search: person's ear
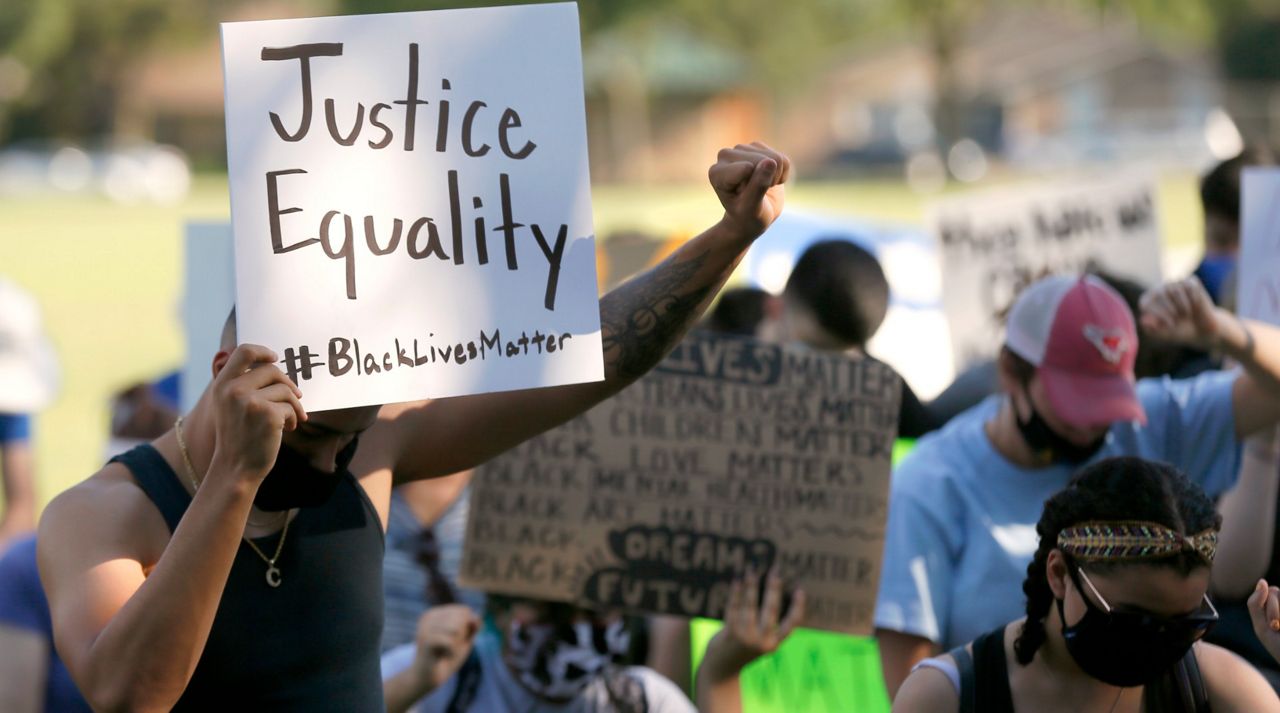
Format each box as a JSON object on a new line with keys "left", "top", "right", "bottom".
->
{"left": 211, "top": 350, "right": 233, "bottom": 380}
{"left": 1046, "top": 549, "right": 1070, "bottom": 600}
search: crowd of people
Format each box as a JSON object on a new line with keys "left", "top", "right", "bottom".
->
{"left": 1, "top": 139, "right": 1280, "bottom": 712}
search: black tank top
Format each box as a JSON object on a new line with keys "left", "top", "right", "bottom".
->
{"left": 112, "top": 444, "right": 386, "bottom": 711}
{"left": 950, "top": 627, "right": 1210, "bottom": 713}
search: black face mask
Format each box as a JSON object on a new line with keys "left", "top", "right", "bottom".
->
{"left": 1058, "top": 567, "right": 1218, "bottom": 688}
{"left": 1015, "top": 401, "right": 1107, "bottom": 466}
{"left": 254, "top": 436, "right": 360, "bottom": 511}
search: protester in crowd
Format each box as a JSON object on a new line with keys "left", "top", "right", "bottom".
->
{"left": 36, "top": 143, "right": 793, "bottom": 711}
{"left": 104, "top": 372, "right": 181, "bottom": 460}
{"left": 1195, "top": 145, "right": 1276, "bottom": 306}
{"left": 926, "top": 269, "right": 1210, "bottom": 426}
{"left": 383, "top": 473, "right": 485, "bottom": 653}
{"left": 1208, "top": 425, "right": 1280, "bottom": 690}
{"left": 893, "top": 456, "right": 1280, "bottom": 712}
{"left": 382, "top": 572, "right": 803, "bottom": 713}
{"left": 0, "top": 278, "right": 57, "bottom": 549}
{"left": 0, "top": 413, "right": 36, "bottom": 550}
{"left": 0, "top": 534, "right": 92, "bottom": 713}
{"left": 875, "top": 273, "right": 1280, "bottom": 695}
{"left": 703, "top": 286, "right": 771, "bottom": 337}
{"left": 756, "top": 238, "right": 937, "bottom": 437}
{"left": 927, "top": 143, "right": 1277, "bottom": 429}
{"left": 1248, "top": 577, "right": 1280, "bottom": 669}
{"left": 694, "top": 572, "right": 807, "bottom": 713}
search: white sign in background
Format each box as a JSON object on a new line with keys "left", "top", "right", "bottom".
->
{"left": 928, "top": 179, "right": 1163, "bottom": 371}
{"left": 1238, "top": 168, "right": 1280, "bottom": 325}
{"left": 221, "top": 4, "right": 602, "bottom": 412}
{"left": 182, "top": 223, "right": 236, "bottom": 413}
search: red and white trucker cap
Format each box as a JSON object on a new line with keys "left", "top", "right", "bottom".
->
{"left": 1005, "top": 275, "right": 1146, "bottom": 428}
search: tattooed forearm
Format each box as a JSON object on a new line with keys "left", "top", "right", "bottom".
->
{"left": 599, "top": 249, "right": 717, "bottom": 382}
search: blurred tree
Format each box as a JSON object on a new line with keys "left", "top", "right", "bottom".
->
{"left": 0, "top": 0, "right": 246, "bottom": 144}
{"left": 881, "top": 0, "right": 1276, "bottom": 171}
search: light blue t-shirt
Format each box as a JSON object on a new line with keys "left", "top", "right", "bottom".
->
{"left": 874, "top": 371, "right": 1242, "bottom": 649}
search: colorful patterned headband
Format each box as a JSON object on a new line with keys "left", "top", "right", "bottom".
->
{"left": 1057, "top": 521, "right": 1218, "bottom": 564}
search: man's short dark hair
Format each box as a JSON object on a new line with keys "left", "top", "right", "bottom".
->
{"left": 783, "top": 238, "right": 889, "bottom": 348}
{"left": 1201, "top": 145, "right": 1275, "bottom": 224}
{"left": 704, "top": 287, "right": 770, "bottom": 336}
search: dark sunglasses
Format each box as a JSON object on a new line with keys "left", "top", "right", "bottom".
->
{"left": 1072, "top": 566, "right": 1219, "bottom": 643}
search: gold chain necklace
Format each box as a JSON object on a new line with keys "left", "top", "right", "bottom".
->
{"left": 174, "top": 417, "right": 291, "bottom": 588}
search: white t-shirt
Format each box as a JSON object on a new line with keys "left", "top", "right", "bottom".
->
{"left": 381, "top": 634, "right": 696, "bottom": 713}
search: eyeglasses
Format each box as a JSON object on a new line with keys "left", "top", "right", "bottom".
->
{"left": 1074, "top": 567, "right": 1219, "bottom": 642}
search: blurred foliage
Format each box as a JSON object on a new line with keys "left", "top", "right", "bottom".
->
{"left": 336, "top": 0, "right": 880, "bottom": 94}
{"left": 0, "top": 0, "right": 244, "bottom": 141}
{"left": 0, "top": 0, "right": 1277, "bottom": 144}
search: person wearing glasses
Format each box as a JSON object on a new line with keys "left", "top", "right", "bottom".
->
{"left": 875, "top": 274, "right": 1280, "bottom": 695}
{"left": 893, "top": 456, "right": 1280, "bottom": 712}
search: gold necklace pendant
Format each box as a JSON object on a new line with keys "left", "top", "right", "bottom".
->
{"left": 175, "top": 417, "right": 291, "bottom": 589}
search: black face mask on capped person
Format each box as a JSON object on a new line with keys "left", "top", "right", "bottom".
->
{"left": 1057, "top": 566, "right": 1218, "bottom": 688}
{"left": 253, "top": 436, "right": 360, "bottom": 511}
{"left": 1015, "top": 400, "right": 1108, "bottom": 466}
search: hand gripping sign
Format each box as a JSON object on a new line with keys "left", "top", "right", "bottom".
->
{"left": 222, "top": 3, "right": 602, "bottom": 411}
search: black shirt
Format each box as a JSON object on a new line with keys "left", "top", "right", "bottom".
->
{"left": 113, "top": 445, "right": 386, "bottom": 711}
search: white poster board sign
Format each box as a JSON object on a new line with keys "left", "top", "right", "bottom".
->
{"left": 1238, "top": 168, "right": 1280, "bottom": 324}
{"left": 181, "top": 223, "right": 236, "bottom": 412}
{"left": 221, "top": 3, "right": 602, "bottom": 412}
{"left": 928, "top": 179, "right": 1162, "bottom": 370}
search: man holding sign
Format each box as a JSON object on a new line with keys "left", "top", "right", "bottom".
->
{"left": 37, "top": 142, "right": 789, "bottom": 711}
{"left": 36, "top": 6, "right": 794, "bottom": 713}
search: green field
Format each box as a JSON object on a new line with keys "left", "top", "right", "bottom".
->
{"left": 0, "top": 172, "right": 1203, "bottom": 511}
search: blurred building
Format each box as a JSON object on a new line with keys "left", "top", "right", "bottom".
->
{"left": 782, "top": 5, "right": 1227, "bottom": 178}
{"left": 107, "top": 3, "right": 1265, "bottom": 181}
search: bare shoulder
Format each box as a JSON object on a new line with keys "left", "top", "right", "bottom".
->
{"left": 1196, "top": 642, "right": 1280, "bottom": 712}
{"left": 892, "top": 653, "right": 961, "bottom": 713}
{"left": 39, "top": 462, "right": 170, "bottom": 571}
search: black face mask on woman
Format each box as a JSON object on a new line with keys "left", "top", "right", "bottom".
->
{"left": 1016, "top": 401, "right": 1108, "bottom": 466}
{"left": 254, "top": 437, "right": 360, "bottom": 511}
{"left": 1057, "top": 566, "right": 1218, "bottom": 688}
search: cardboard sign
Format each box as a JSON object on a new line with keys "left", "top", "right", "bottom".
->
{"left": 929, "top": 179, "right": 1162, "bottom": 370}
{"left": 683, "top": 439, "right": 917, "bottom": 713}
{"left": 460, "top": 332, "right": 902, "bottom": 635}
{"left": 221, "top": 4, "right": 602, "bottom": 412}
{"left": 181, "top": 223, "right": 237, "bottom": 412}
{"left": 1238, "top": 168, "right": 1280, "bottom": 324}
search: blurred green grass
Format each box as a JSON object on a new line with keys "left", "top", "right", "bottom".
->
{"left": 0, "top": 172, "right": 1203, "bottom": 511}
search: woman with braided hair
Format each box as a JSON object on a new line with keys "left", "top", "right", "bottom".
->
{"left": 893, "top": 456, "right": 1280, "bottom": 712}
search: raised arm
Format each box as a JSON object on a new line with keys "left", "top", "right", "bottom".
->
{"left": 1140, "top": 278, "right": 1280, "bottom": 438}
{"left": 38, "top": 346, "right": 305, "bottom": 711}
{"left": 1213, "top": 427, "right": 1280, "bottom": 598}
{"left": 696, "top": 571, "right": 805, "bottom": 713}
{"left": 385, "top": 143, "right": 791, "bottom": 482}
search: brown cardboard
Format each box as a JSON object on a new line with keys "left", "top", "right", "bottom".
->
{"left": 460, "top": 331, "right": 902, "bottom": 635}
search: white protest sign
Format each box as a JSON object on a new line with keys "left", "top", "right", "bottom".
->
{"left": 181, "top": 223, "right": 236, "bottom": 412}
{"left": 928, "top": 179, "right": 1162, "bottom": 370}
{"left": 1238, "top": 168, "right": 1280, "bottom": 324}
{"left": 221, "top": 3, "right": 602, "bottom": 412}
